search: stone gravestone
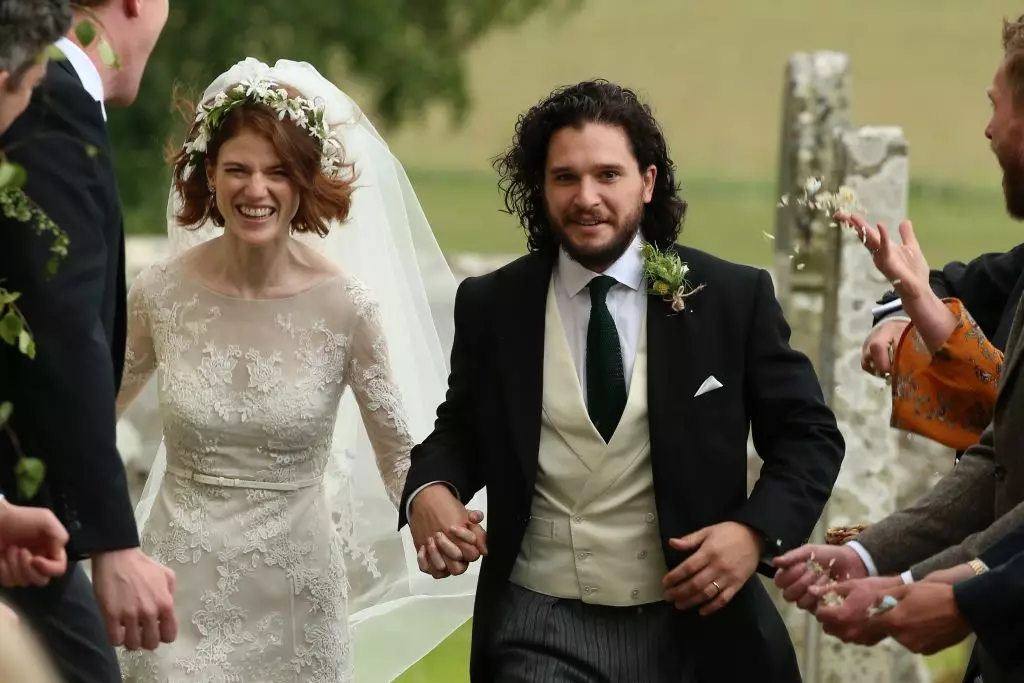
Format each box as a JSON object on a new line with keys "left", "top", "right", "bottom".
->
{"left": 764, "top": 51, "right": 942, "bottom": 683}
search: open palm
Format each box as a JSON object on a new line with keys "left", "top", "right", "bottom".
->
{"left": 836, "top": 211, "right": 931, "bottom": 302}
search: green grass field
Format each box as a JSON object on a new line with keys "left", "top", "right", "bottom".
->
{"left": 381, "top": 0, "right": 1024, "bottom": 270}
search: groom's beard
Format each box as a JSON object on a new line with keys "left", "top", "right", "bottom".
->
{"left": 550, "top": 200, "right": 644, "bottom": 271}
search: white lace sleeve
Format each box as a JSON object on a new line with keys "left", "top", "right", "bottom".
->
{"left": 346, "top": 285, "right": 414, "bottom": 508}
{"left": 116, "top": 273, "right": 156, "bottom": 419}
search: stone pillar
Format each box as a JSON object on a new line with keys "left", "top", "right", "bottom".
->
{"left": 762, "top": 51, "right": 853, "bottom": 683}
{"left": 764, "top": 52, "right": 938, "bottom": 683}
{"left": 810, "top": 125, "right": 937, "bottom": 683}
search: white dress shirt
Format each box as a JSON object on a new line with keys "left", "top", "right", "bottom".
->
{"left": 406, "top": 235, "right": 649, "bottom": 518}
{"left": 554, "top": 234, "right": 646, "bottom": 401}
{"left": 54, "top": 37, "right": 107, "bottom": 120}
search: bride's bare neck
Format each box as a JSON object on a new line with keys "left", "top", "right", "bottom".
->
{"left": 193, "top": 234, "right": 325, "bottom": 299}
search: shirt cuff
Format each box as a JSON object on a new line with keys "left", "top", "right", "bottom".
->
{"left": 871, "top": 298, "right": 905, "bottom": 318}
{"left": 404, "top": 481, "right": 460, "bottom": 521}
{"left": 900, "top": 570, "right": 915, "bottom": 584}
{"left": 845, "top": 540, "right": 879, "bottom": 576}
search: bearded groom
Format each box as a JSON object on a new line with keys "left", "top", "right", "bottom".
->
{"left": 400, "top": 80, "right": 846, "bottom": 682}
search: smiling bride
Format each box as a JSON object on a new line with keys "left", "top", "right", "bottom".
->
{"left": 114, "top": 58, "right": 482, "bottom": 682}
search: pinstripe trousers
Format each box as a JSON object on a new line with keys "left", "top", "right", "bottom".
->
{"left": 489, "top": 582, "right": 697, "bottom": 683}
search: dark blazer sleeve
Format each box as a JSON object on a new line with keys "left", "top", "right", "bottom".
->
{"left": 730, "top": 270, "right": 845, "bottom": 567}
{"left": 872, "top": 246, "right": 1024, "bottom": 336}
{"left": 954, "top": 550, "right": 1024, "bottom": 669}
{"left": 979, "top": 519, "right": 1024, "bottom": 570}
{"left": 397, "top": 276, "right": 484, "bottom": 527}
{"left": 0, "top": 68, "right": 138, "bottom": 555}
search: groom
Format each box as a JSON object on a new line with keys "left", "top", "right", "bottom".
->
{"left": 0, "top": 1, "right": 173, "bottom": 681}
{"left": 401, "top": 80, "right": 846, "bottom": 682}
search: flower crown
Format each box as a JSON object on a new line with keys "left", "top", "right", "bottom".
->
{"left": 182, "top": 78, "right": 343, "bottom": 179}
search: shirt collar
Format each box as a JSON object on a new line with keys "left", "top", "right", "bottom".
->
{"left": 557, "top": 232, "right": 646, "bottom": 299}
{"left": 54, "top": 37, "right": 107, "bottom": 121}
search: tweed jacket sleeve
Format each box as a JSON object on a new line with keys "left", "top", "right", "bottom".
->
{"left": 852, "top": 443, "right": 998, "bottom": 577}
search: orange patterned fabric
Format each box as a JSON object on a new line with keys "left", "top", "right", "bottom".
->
{"left": 890, "top": 299, "right": 1002, "bottom": 450}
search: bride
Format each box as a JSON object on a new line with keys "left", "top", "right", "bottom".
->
{"left": 115, "top": 58, "right": 484, "bottom": 682}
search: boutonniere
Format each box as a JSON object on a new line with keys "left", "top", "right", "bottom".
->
{"left": 640, "top": 243, "right": 705, "bottom": 313}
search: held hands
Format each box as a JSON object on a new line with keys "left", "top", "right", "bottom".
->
{"left": 0, "top": 498, "right": 69, "bottom": 587}
{"left": 408, "top": 483, "right": 487, "bottom": 579}
{"left": 836, "top": 212, "right": 932, "bottom": 303}
{"left": 662, "top": 521, "right": 763, "bottom": 616}
{"left": 91, "top": 548, "right": 177, "bottom": 651}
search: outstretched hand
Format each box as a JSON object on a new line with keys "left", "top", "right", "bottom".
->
{"left": 811, "top": 576, "right": 904, "bottom": 645}
{"left": 835, "top": 211, "right": 931, "bottom": 302}
{"left": 772, "top": 543, "right": 868, "bottom": 613}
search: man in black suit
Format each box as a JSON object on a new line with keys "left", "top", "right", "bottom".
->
{"left": 399, "top": 81, "right": 846, "bottom": 682}
{"left": 0, "top": 0, "right": 72, "bottom": 592}
{"left": 0, "top": 1, "right": 173, "bottom": 680}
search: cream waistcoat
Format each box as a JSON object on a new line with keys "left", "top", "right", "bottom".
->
{"left": 509, "top": 278, "right": 668, "bottom": 606}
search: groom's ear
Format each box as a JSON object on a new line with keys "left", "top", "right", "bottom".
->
{"left": 642, "top": 164, "right": 657, "bottom": 203}
{"left": 123, "top": 0, "right": 143, "bottom": 19}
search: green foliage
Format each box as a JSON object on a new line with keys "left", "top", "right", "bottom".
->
{"left": 111, "top": 0, "right": 577, "bottom": 227}
{"left": 14, "top": 456, "right": 46, "bottom": 500}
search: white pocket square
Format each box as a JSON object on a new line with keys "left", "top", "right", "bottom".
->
{"left": 694, "top": 375, "right": 724, "bottom": 397}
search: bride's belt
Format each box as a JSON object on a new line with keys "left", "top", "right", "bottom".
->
{"left": 164, "top": 465, "right": 324, "bottom": 492}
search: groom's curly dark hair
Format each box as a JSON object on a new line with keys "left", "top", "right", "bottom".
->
{"left": 493, "top": 80, "right": 687, "bottom": 253}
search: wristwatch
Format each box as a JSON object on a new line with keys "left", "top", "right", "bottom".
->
{"left": 968, "top": 558, "right": 988, "bottom": 576}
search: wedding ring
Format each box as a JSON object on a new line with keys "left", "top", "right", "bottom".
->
{"left": 711, "top": 580, "right": 722, "bottom": 595}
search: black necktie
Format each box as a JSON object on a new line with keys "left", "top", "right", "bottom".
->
{"left": 586, "top": 275, "right": 627, "bottom": 442}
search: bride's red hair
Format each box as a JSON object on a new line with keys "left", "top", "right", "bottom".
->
{"left": 167, "top": 85, "right": 356, "bottom": 237}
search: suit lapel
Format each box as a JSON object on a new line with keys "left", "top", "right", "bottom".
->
{"left": 498, "top": 251, "right": 556, "bottom": 490}
{"left": 646, "top": 247, "right": 701, "bottom": 492}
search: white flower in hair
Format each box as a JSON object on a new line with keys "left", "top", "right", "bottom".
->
{"left": 181, "top": 78, "right": 343, "bottom": 179}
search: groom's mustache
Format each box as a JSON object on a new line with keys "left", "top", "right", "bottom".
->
{"left": 564, "top": 213, "right": 613, "bottom": 224}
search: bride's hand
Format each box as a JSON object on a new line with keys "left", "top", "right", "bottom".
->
{"left": 836, "top": 211, "right": 931, "bottom": 302}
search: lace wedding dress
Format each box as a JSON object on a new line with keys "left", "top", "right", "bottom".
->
{"left": 116, "top": 254, "right": 412, "bottom": 683}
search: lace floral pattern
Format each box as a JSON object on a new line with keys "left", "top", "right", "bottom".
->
{"left": 118, "top": 256, "right": 414, "bottom": 682}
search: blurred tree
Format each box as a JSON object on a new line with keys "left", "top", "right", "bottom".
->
{"left": 109, "top": 0, "right": 579, "bottom": 232}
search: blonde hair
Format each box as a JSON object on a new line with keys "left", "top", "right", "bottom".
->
{"left": 0, "top": 601, "right": 62, "bottom": 683}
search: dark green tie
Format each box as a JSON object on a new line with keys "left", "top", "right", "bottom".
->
{"left": 586, "top": 275, "right": 627, "bottom": 442}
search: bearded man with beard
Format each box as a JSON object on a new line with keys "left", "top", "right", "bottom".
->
{"left": 399, "top": 79, "right": 846, "bottom": 682}
{"left": 773, "top": 14, "right": 1024, "bottom": 683}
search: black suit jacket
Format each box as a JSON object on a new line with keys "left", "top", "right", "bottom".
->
{"left": 953, "top": 522, "right": 1024, "bottom": 671}
{"left": 0, "top": 59, "right": 137, "bottom": 559}
{"left": 400, "top": 245, "right": 845, "bottom": 682}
